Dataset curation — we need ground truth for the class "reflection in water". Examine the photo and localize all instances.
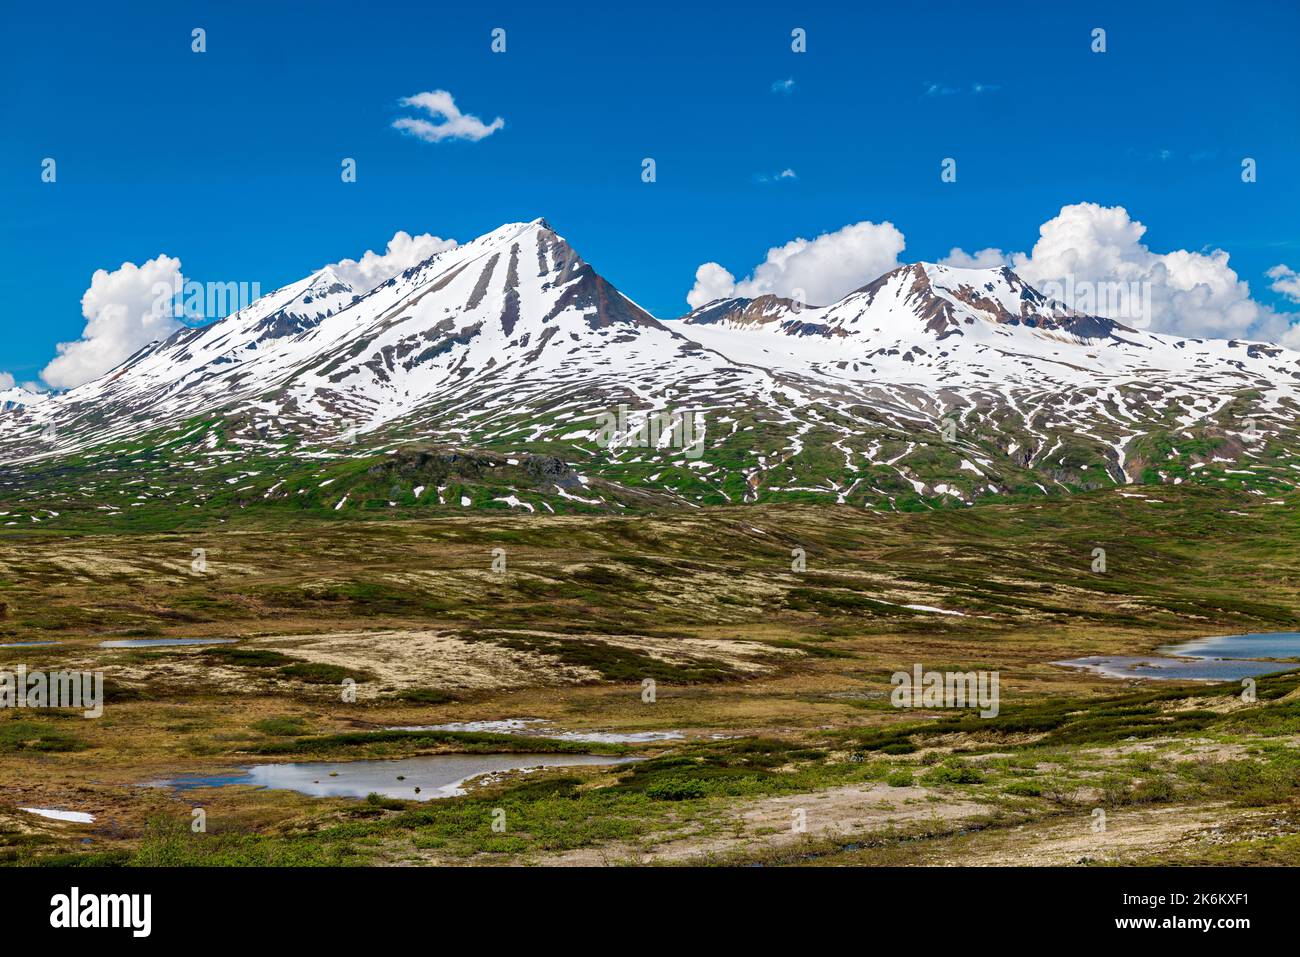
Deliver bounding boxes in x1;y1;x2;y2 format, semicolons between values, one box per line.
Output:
152;753;636;802
1055;632;1300;682
1160;632;1300;661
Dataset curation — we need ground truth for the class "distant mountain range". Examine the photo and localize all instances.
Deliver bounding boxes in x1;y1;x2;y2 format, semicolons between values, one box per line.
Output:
3;219;1298;522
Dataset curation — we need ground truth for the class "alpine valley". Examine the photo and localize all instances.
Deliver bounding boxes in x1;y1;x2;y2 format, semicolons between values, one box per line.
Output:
4;218;1300;528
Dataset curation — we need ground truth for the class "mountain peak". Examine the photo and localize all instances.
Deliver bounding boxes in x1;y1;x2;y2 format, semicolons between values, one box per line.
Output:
677;261;1126;344
306;266;352;295
680;293;813;331
472;218;556;245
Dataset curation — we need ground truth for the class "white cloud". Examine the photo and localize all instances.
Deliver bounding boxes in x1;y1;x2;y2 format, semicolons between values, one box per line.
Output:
1003;203;1283;339
687;263;739;308
691;203;1300;346
771;78;795;94
42;255;185;390
940;246;1009;268
0;375;45;394
686;221;905;308
392;90;504;143
941;203;1300;343
1267;264;1300;303
754;168;798;184
328;230;458;291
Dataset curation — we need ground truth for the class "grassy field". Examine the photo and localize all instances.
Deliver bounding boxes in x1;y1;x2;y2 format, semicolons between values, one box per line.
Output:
1;483;1298;866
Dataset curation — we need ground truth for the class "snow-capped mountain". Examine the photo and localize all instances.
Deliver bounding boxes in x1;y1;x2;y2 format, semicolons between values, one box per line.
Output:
3;221;1299;519
7;220;739;448
0;387;47;412
693;261;1128;339
681;261;1290;392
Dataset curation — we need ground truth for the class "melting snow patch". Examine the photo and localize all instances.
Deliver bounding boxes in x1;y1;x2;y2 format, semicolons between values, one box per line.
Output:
494;495;535;512
20;808;94;823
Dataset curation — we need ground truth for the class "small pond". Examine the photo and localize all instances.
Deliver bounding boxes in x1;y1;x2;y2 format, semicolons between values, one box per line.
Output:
151;752;637;802
1055;632;1300;682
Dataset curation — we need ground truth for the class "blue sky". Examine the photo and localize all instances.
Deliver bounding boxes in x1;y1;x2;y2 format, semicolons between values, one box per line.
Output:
2;0;1298;387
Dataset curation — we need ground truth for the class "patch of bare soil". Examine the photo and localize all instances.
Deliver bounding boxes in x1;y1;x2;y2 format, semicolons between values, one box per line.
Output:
90;627;799;701
937;803;1259;866
255;630;600;696
1085;736;1252;763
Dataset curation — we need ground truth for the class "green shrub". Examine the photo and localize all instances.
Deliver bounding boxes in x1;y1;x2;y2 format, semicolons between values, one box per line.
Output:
644;777;706;801
277;662;374;684
1002;780;1042;797
921;762;982;785
203;647;298;668
251;716;310;736
0;720;86;753
396;688;458;705
879;741;917;755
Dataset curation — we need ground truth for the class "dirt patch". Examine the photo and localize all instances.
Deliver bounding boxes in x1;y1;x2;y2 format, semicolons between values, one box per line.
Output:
939;803;1258;866
253;630;601;697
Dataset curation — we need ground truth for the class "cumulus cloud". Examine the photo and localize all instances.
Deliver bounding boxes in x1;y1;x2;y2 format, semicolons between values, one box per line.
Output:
1267;264;1300;303
771;78;795;94
754;168;798;184
328;230;458;291
392;90;504;143
686;221;905;309
994;203;1283;339
687;263;741;307
689;203;1300;345
0;375;45;394
940;246;1009;268
42;255;185;390
939;203;1300;344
